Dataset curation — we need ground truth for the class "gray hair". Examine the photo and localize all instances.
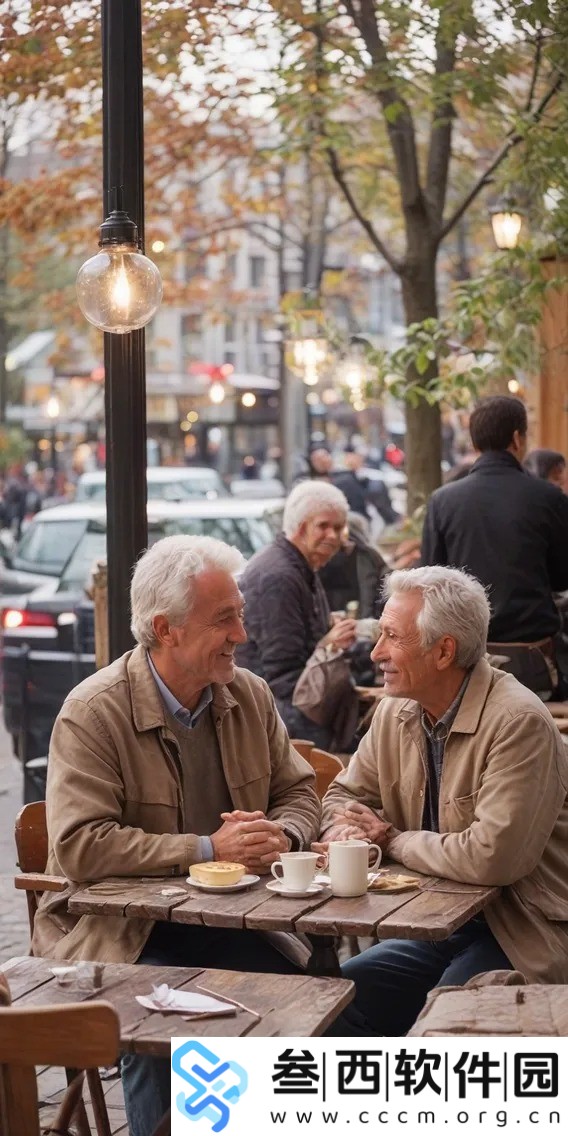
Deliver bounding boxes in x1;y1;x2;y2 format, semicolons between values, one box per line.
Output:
383;565;490;668
283;480;348;538
130;534;245;649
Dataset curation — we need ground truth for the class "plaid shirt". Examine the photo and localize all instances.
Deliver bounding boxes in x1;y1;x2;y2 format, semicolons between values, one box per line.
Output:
420;673;471;832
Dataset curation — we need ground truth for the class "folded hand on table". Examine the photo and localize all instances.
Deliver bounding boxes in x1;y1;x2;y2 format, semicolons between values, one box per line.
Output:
334;802;394;848
211;810;291;873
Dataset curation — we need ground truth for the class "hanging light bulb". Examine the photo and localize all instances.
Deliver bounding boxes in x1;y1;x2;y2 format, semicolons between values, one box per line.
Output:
76;190;163;334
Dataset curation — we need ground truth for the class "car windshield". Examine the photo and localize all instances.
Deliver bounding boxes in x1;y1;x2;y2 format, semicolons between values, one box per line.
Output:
76;472;226;502
13;519;87;576
163;516;273;556
57;514;273;592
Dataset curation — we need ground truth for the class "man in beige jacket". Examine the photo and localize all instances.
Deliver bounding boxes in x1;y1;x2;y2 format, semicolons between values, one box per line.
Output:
321;565;568;1036
33;533;320;1136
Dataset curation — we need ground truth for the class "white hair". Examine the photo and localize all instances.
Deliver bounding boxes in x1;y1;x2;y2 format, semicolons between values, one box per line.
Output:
283;480;348;538
130;534;245;649
383;565;490;668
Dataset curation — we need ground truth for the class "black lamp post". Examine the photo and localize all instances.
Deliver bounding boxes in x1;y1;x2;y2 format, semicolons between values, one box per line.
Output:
76;1;162;661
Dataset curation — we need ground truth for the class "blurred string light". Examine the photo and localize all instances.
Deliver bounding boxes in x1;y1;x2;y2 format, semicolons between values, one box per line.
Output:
241;392;256;408
508;378;520;393
209;381;225;405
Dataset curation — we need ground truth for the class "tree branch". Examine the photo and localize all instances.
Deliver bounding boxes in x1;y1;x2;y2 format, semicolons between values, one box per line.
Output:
342;0;422;210
425;25;457;224
327;145;402;274
439;73;563;241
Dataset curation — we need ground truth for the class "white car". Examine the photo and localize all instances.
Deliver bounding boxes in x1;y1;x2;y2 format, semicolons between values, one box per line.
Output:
74;465;228;503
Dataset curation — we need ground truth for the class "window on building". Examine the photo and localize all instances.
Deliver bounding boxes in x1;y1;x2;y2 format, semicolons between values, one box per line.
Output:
224;316;236;342
249;255;266;289
224;351;237;367
227;253;237;278
181;313;202;357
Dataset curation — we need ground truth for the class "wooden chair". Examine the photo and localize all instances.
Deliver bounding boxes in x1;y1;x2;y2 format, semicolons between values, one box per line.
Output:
307;748;344;799
290;738;315;762
14;801;67;939
0;1002;119;1136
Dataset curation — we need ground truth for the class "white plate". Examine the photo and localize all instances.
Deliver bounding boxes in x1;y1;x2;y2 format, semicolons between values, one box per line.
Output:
265;879;327;898
185;874;260;894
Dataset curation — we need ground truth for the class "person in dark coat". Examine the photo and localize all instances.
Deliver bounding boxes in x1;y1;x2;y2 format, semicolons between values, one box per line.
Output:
236;480;356;746
332;446;400;525
319;512;387;620
421;395;568;698
524;448;566;491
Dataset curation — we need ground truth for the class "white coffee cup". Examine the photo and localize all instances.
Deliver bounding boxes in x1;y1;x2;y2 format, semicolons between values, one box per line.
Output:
271;851;328;892
328;840;382;897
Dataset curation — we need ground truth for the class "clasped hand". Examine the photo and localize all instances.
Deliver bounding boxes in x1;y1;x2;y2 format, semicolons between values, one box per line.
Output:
211;809;290;874
313;802;393;852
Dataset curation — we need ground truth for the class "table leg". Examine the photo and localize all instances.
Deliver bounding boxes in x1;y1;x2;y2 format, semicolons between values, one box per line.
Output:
306;935;341;976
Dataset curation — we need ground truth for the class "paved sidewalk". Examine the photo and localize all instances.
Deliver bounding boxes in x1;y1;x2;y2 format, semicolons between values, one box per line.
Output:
0;743;29;961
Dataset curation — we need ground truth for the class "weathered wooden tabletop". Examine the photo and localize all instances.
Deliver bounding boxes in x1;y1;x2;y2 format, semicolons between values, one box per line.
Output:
66;864;499;942
0;955;354;1054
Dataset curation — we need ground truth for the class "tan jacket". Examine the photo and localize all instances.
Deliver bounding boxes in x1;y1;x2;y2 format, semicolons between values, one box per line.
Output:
322;659;568;983
33;647;320;963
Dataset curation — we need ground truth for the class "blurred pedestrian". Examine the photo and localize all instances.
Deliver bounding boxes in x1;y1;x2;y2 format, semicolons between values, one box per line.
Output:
524;449;566;491
333;445;400;525
319;512;387;620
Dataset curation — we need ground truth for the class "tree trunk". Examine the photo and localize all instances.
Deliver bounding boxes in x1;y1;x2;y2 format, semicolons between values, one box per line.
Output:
400;249;442;513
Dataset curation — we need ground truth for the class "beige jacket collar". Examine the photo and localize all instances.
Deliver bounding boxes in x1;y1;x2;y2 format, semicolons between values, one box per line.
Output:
127;645;237;733
393;657;495;736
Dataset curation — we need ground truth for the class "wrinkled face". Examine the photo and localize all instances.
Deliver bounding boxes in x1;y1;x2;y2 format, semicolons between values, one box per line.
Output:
549;463;567;491
298;509;346;569
157;568;247;687
371;591;451;702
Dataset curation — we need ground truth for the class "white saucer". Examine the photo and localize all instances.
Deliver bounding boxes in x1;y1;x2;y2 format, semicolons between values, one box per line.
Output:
186;874;260;894
266;879;326;898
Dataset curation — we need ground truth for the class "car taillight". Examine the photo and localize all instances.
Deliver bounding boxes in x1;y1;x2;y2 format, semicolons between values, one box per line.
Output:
1;609;57;630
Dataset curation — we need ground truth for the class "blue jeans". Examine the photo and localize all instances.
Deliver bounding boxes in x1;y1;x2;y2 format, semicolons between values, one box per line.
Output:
326;915;513;1036
121;922;304;1136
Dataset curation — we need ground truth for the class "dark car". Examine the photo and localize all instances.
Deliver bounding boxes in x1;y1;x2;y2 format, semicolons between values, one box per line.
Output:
1;497;281;801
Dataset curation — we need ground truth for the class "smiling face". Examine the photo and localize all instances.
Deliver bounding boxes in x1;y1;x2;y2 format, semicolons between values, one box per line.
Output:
296;508;346;570
371;590;457;706
151;567;247;704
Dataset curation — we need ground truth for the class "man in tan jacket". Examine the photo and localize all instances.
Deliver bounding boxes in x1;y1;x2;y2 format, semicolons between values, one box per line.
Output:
33;533;320;1136
320;565;568;1036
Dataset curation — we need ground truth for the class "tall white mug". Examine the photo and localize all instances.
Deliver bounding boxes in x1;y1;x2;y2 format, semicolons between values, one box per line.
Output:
328;840;382;897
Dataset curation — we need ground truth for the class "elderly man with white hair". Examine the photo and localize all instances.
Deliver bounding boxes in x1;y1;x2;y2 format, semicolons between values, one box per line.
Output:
237;479;357;747
320;565;568;1036
32;534;320;1136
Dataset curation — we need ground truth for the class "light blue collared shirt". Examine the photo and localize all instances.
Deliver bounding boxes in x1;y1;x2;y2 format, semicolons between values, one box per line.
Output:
147;653;214;861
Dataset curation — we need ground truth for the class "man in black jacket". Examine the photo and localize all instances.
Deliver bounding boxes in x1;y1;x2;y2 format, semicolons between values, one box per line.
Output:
421;396;568;697
236;480;356;745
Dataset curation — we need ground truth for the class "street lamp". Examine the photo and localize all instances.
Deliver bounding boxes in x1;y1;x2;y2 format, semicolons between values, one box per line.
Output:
490;200;524;250
286;307;332;447
76;195;162;334
76;0;151;661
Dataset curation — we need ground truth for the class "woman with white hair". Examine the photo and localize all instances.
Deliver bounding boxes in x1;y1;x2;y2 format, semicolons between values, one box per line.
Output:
236;480;358;746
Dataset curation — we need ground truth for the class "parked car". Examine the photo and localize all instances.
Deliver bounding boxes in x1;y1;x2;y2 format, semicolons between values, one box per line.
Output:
74;465;229;503
1;496;282;801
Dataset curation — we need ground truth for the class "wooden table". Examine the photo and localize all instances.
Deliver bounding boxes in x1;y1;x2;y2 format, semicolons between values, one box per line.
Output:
0;955;354;1052
66;865;500;975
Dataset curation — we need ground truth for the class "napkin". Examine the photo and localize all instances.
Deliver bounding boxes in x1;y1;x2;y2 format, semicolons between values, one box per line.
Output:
136;983;236;1015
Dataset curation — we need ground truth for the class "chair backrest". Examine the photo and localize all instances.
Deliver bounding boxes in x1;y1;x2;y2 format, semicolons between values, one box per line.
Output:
307;748;344;798
15;802;49;874
290;739;315;762
0;1002;120;1136
15;801;49;940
